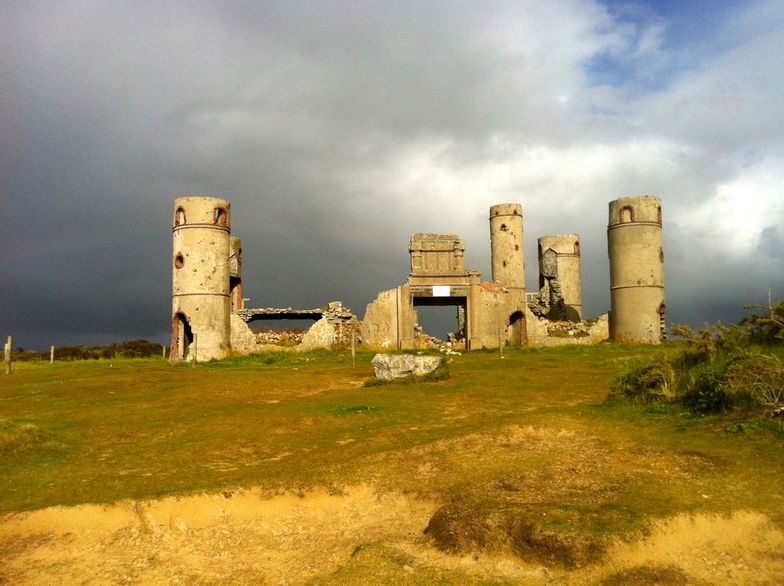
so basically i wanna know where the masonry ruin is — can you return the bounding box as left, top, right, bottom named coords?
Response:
left=171, top=196, right=665, bottom=362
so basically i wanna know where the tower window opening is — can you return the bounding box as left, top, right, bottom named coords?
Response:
left=659, top=248, right=664, bottom=263
left=515, top=244, right=519, bottom=251
left=174, top=253, right=184, bottom=269
left=574, top=241, right=580, bottom=255
left=658, top=303, right=667, bottom=341
left=500, top=224, right=508, bottom=231
left=620, top=206, right=634, bottom=223
left=214, top=207, right=227, bottom=226
left=657, top=206, right=662, bottom=223
left=174, top=207, right=186, bottom=226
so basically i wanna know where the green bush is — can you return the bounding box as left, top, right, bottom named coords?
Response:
left=612, top=300, right=784, bottom=418
left=610, top=358, right=674, bottom=403
left=681, top=365, right=731, bottom=414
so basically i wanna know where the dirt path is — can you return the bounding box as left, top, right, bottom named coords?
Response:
left=1, top=485, right=782, bottom=585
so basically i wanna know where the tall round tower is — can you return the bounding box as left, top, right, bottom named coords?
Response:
left=489, top=203, right=527, bottom=345
left=607, top=195, right=665, bottom=343
left=489, top=203, right=525, bottom=288
left=171, top=196, right=232, bottom=361
left=537, top=234, right=583, bottom=320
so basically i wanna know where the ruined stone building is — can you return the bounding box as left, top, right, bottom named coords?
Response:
left=171, top=196, right=358, bottom=362
left=170, top=195, right=665, bottom=361
left=360, top=204, right=528, bottom=350
left=533, top=234, right=583, bottom=322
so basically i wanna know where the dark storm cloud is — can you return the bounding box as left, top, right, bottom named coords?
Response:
left=1, top=1, right=783, bottom=349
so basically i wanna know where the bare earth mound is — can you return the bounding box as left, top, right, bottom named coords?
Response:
left=1, top=487, right=782, bottom=585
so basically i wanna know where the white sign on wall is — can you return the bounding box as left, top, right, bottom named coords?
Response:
left=432, top=285, right=451, bottom=297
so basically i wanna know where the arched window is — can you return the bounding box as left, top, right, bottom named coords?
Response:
left=214, top=207, right=227, bottom=226
left=174, top=253, right=184, bottom=269
left=620, top=206, right=635, bottom=223
left=174, top=207, right=186, bottom=226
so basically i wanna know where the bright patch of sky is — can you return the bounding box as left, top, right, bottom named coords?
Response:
left=588, top=0, right=755, bottom=90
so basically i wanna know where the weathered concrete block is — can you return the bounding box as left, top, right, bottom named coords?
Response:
left=371, top=353, right=442, bottom=381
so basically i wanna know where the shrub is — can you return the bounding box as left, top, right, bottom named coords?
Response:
left=680, top=364, right=732, bottom=414
left=721, top=354, right=784, bottom=416
left=741, top=298, right=784, bottom=344
left=613, top=299, right=784, bottom=418
left=610, top=357, right=674, bottom=403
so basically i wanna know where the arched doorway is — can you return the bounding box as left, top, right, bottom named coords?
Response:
left=171, top=312, right=193, bottom=360
left=507, top=311, right=526, bottom=346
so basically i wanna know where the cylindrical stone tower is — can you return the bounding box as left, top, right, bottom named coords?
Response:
left=490, top=203, right=527, bottom=345
left=489, top=203, right=525, bottom=288
left=171, top=196, right=232, bottom=361
left=607, top=195, right=665, bottom=343
left=538, top=234, right=583, bottom=320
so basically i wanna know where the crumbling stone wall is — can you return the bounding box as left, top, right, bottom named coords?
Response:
left=525, top=310, right=609, bottom=346
left=531, top=234, right=582, bottom=322
left=361, top=288, right=402, bottom=349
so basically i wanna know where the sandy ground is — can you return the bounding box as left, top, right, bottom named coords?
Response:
left=1, top=485, right=782, bottom=585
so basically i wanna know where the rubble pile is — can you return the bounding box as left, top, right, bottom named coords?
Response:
left=254, top=329, right=306, bottom=346
left=413, top=326, right=463, bottom=356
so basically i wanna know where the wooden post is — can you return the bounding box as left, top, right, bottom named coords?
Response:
left=50, top=345, right=55, bottom=364
left=351, top=323, right=356, bottom=369
left=4, top=336, right=12, bottom=375
left=162, top=345, right=167, bottom=360
left=192, top=333, right=197, bottom=368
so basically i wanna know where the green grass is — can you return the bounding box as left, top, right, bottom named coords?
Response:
left=1, top=344, right=782, bottom=552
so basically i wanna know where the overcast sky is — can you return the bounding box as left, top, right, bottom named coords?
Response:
left=2, top=0, right=783, bottom=349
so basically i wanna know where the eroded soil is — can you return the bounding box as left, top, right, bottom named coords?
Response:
left=2, top=480, right=782, bottom=584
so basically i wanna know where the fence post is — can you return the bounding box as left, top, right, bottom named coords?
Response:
left=351, top=323, right=356, bottom=369
left=4, top=336, right=12, bottom=374
left=50, top=345, right=55, bottom=364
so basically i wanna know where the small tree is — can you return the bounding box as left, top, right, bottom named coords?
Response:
left=742, top=293, right=784, bottom=344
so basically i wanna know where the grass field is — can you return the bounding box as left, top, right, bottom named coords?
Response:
left=1, top=345, right=783, bottom=583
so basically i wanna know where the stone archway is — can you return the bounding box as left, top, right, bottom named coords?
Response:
left=171, top=312, right=193, bottom=361
left=507, top=311, right=526, bottom=346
